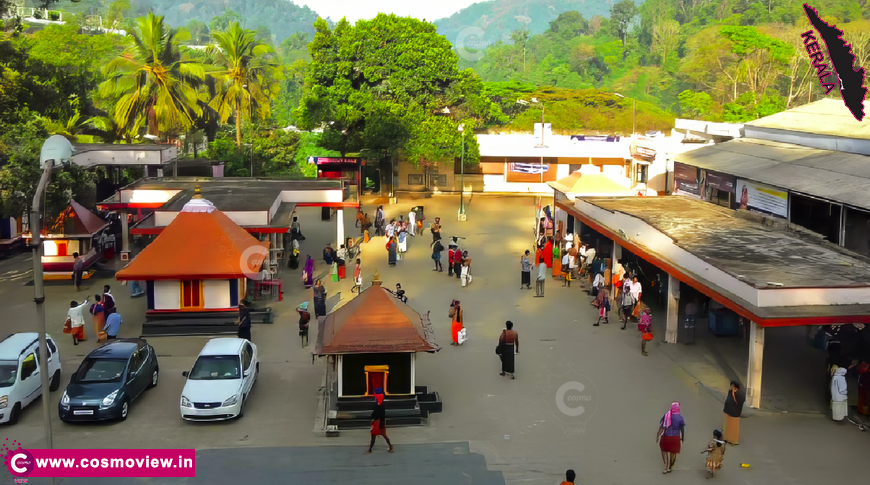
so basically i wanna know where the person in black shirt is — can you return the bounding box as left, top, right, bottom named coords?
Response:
left=365, top=388, right=393, bottom=454
left=237, top=300, right=252, bottom=341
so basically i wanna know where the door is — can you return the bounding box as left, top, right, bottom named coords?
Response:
left=180, top=280, right=203, bottom=310
left=127, top=348, right=147, bottom=399
left=240, top=344, right=254, bottom=398
left=18, top=352, right=40, bottom=406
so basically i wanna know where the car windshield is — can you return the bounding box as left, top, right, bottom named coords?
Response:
left=74, top=358, right=127, bottom=383
left=189, top=355, right=240, bottom=380
left=0, top=361, right=16, bottom=388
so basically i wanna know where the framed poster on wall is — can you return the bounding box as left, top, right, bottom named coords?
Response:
left=736, top=179, right=788, bottom=218
left=673, top=162, right=702, bottom=198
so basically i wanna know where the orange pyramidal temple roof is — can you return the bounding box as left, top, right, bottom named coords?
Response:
left=315, top=279, right=440, bottom=354
left=116, top=208, right=269, bottom=281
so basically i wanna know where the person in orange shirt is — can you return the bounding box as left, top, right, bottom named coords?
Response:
left=560, top=469, right=576, bottom=484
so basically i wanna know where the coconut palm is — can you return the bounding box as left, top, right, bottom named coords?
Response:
left=208, top=22, right=281, bottom=146
left=98, top=12, right=205, bottom=138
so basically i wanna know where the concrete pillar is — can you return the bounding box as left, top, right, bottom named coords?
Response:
left=665, top=274, right=679, bottom=343
left=611, top=243, right=622, bottom=293
left=746, top=321, right=765, bottom=409
left=336, top=208, right=345, bottom=247
left=120, top=213, right=130, bottom=261
left=269, top=233, right=277, bottom=265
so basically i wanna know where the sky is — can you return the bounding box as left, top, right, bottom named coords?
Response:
left=293, top=0, right=481, bottom=23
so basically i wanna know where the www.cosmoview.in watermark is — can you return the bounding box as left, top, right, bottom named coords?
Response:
left=454, top=27, right=511, bottom=62
left=536, top=358, right=599, bottom=437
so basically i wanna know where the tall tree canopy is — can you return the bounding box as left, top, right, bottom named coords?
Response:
left=297, top=14, right=499, bottom=167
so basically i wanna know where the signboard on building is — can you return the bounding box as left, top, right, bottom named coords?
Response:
left=309, top=157, right=364, bottom=166
left=673, top=162, right=702, bottom=198
left=704, top=171, right=735, bottom=193
left=736, top=179, right=788, bottom=218
left=571, top=135, right=621, bottom=142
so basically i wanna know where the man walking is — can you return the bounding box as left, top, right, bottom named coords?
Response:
left=103, top=311, right=122, bottom=340
left=72, top=252, right=84, bottom=292
left=535, top=260, right=547, bottom=297
left=431, top=217, right=442, bottom=242
left=237, top=299, right=252, bottom=341
left=560, top=469, right=577, bottom=485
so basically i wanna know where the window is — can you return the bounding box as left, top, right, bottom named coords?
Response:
left=0, top=360, right=17, bottom=388
left=189, top=356, right=241, bottom=380
left=20, top=353, right=37, bottom=380
left=74, top=359, right=127, bottom=383
left=181, top=280, right=203, bottom=309
left=635, top=164, right=648, bottom=184
left=408, top=174, right=423, bottom=185
left=241, top=345, right=253, bottom=371
left=47, top=338, right=57, bottom=356
left=433, top=174, right=447, bottom=187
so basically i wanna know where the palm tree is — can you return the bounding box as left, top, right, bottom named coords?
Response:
left=98, top=12, right=205, bottom=139
left=208, top=22, right=281, bottom=147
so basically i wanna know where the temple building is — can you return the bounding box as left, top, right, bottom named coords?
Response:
left=23, top=200, right=110, bottom=280
left=115, top=187, right=270, bottom=334
left=315, top=273, right=442, bottom=431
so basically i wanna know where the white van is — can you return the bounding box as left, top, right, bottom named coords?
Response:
left=0, top=333, right=62, bottom=424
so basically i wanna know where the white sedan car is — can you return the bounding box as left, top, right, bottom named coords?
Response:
left=179, top=338, right=258, bottom=421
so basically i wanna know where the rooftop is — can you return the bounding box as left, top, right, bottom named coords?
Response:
left=574, top=196, right=870, bottom=324
left=672, top=138, right=870, bottom=211
left=315, top=280, right=440, bottom=355
left=747, top=98, right=870, bottom=141
left=115, top=207, right=270, bottom=281
left=477, top=134, right=630, bottom=159
left=200, top=338, right=245, bottom=356
left=585, top=196, right=870, bottom=290
left=0, top=333, right=40, bottom=359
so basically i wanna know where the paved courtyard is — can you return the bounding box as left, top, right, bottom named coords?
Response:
left=1, top=195, right=868, bottom=485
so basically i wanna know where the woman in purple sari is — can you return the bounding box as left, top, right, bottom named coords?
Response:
left=302, top=255, right=314, bottom=288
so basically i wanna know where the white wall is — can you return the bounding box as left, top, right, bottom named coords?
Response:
left=154, top=210, right=267, bottom=226
left=482, top=174, right=554, bottom=194
left=154, top=279, right=180, bottom=310
left=203, top=280, right=231, bottom=309
left=122, top=189, right=181, bottom=204
left=281, top=189, right=344, bottom=203
left=574, top=199, right=870, bottom=307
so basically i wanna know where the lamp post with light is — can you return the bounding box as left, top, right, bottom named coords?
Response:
left=457, top=124, right=466, bottom=220
left=31, top=135, right=75, bottom=472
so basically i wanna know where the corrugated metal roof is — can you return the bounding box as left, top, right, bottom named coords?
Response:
left=673, top=138, right=870, bottom=210
left=747, top=98, right=870, bottom=140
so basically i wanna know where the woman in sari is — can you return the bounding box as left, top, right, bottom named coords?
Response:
left=302, top=255, right=314, bottom=288
left=67, top=300, right=88, bottom=345
left=543, top=237, right=554, bottom=268
left=387, top=237, right=397, bottom=266
left=498, top=321, right=519, bottom=379
left=313, top=279, right=327, bottom=317
left=655, top=402, right=685, bottom=474
left=450, top=300, right=463, bottom=346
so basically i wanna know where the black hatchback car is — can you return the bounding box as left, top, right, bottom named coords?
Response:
left=59, top=339, right=159, bottom=422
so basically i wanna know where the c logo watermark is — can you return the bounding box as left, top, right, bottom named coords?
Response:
left=455, top=26, right=487, bottom=62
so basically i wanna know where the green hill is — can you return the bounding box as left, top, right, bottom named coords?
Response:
left=434, top=0, right=642, bottom=46
left=25, top=0, right=323, bottom=43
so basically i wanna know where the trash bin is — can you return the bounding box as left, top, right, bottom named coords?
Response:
left=682, top=316, right=696, bottom=344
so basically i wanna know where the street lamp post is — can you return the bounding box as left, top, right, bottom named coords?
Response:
left=457, top=124, right=466, bottom=220
left=31, top=136, right=74, bottom=478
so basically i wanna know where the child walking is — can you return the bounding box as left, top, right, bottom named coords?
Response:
left=639, top=307, right=653, bottom=356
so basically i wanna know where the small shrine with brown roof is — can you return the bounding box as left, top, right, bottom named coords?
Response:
left=315, top=272, right=442, bottom=431
left=115, top=186, right=270, bottom=332
left=23, top=199, right=110, bottom=278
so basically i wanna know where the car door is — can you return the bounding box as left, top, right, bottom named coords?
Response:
left=35, top=340, right=58, bottom=382
left=18, top=351, right=40, bottom=407
left=126, top=349, right=146, bottom=399
left=240, top=345, right=253, bottom=399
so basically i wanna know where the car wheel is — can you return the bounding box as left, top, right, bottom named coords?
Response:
left=49, top=370, right=61, bottom=392
left=7, top=403, right=21, bottom=425
left=119, top=399, right=129, bottom=421
left=148, top=368, right=159, bottom=389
